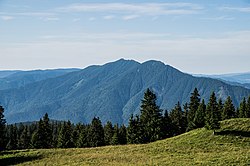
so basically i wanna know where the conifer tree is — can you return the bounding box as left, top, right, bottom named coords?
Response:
left=217, top=98, right=223, bottom=121
left=246, top=96, right=250, bottom=118
left=127, top=114, right=142, bottom=144
left=42, top=113, right=52, bottom=148
left=187, top=88, right=200, bottom=131
left=104, top=121, right=114, bottom=145
left=235, top=108, right=240, bottom=118
left=169, top=102, right=186, bottom=135
left=118, top=124, right=127, bottom=145
left=205, top=92, right=220, bottom=130
left=239, top=97, right=247, bottom=118
left=111, top=124, right=119, bottom=145
left=31, top=119, right=44, bottom=149
left=71, top=123, right=83, bottom=148
left=0, top=105, right=6, bottom=149
left=162, top=110, right=173, bottom=138
left=139, top=88, right=164, bottom=143
left=51, top=122, right=60, bottom=148
left=222, top=96, right=235, bottom=120
left=18, top=126, right=30, bottom=149
left=6, top=125, right=18, bottom=150
left=31, top=113, right=52, bottom=149
left=77, top=124, right=89, bottom=148
left=57, top=121, right=73, bottom=148
left=88, top=117, right=104, bottom=147
left=194, top=99, right=206, bottom=128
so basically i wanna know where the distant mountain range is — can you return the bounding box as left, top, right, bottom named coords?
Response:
left=194, top=73, right=250, bottom=89
left=0, top=69, right=80, bottom=90
left=1, top=59, right=250, bottom=125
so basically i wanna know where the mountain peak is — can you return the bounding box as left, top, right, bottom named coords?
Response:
left=1, top=59, right=250, bottom=124
left=143, top=59, right=165, bottom=64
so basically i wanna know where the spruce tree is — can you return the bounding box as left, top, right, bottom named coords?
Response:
left=42, top=113, right=52, bottom=148
left=239, top=97, right=247, bottom=118
left=205, top=92, right=220, bottom=130
left=88, top=117, right=104, bottom=147
left=127, top=114, right=142, bottom=144
left=118, top=124, right=127, bottom=145
left=18, top=126, right=30, bottom=149
left=31, top=113, right=52, bottom=149
left=71, top=123, right=83, bottom=148
left=194, top=99, right=206, bottom=128
left=31, top=119, right=44, bottom=149
left=111, top=124, right=119, bottom=145
left=187, top=88, right=200, bottom=131
left=169, top=102, right=186, bottom=135
left=57, top=121, right=73, bottom=148
left=246, top=96, right=250, bottom=118
left=104, top=121, right=114, bottom=145
left=0, top=105, right=6, bottom=149
left=77, top=124, right=89, bottom=148
left=222, top=96, right=235, bottom=120
left=217, top=98, right=223, bottom=121
left=139, top=88, right=164, bottom=143
left=162, top=110, right=173, bottom=138
left=51, top=122, right=60, bottom=148
left=235, top=108, right=240, bottom=118
left=6, top=125, right=18, bottom=150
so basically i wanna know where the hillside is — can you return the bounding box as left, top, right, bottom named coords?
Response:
left=213, top=72, right=250, bottom=84
left=0, top=69, right=80, bottom=91
left=1, top=118, right=250, bottom=165
left=194, top=72, right=250, bottom=89
left=1, top=59, right=250, bottom=124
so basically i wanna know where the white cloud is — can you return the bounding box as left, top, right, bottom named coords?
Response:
left=44, top=17, right=60, bottom=21
left=103, top=15, right=115, bottom=20
left=38, top=32, right=171, bottom=42
left=57, top=3, right=203, bottom=16
left=13, top=12, right=55, bottom=17
left=201, top=16, right=235, bottom=21
left=220, top=6, right=250, bottom=13
left=122, top=15, right=139, bottom=20
left=1, top=16, right=14, bottom=21
left=88, top=17, right=96, bottom=21
left=73, top=18, right=80, bottom=22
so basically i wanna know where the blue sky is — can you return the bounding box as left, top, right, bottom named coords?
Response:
left=0, top=0, right=250, bottom=74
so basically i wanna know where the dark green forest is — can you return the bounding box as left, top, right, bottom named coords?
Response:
left=0, top=88, right=250, bottom=150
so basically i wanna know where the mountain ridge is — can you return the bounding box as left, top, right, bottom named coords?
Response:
left=1, top=59, right=250, bottom=124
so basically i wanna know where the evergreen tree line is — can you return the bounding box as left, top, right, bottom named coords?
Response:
left=0, top=88, right=250, bottom=150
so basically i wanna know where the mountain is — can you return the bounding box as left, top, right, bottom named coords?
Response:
left=194, top=72, right=250, bottom=89
left=0, top=69, right=80, bottom=90
left=213, top=72, right=250, bottom=84
left=1, top=59, right=250, bottom=124
left=0, top=70, right=20, bottom=78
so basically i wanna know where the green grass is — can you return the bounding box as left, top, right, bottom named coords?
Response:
left=1, top=118, right=250, bottom=165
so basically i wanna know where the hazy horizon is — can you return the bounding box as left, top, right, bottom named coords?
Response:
left=1, top=0, right=250, bottom=74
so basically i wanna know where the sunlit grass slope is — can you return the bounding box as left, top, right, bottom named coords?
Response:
left=1, top=118, right=250, bottom=165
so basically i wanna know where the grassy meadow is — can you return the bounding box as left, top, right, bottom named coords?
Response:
left=1, top=118, right=250, bottom=165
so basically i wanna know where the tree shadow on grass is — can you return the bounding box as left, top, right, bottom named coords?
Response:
left=215, top=130, right=250, bottom=137
left=0, top=153, right=42, bottom=166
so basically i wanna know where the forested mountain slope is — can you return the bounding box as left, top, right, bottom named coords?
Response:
left=1, top=59, right=250, bottom=124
